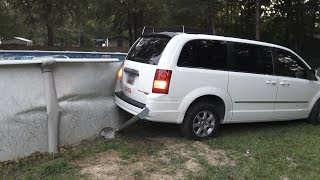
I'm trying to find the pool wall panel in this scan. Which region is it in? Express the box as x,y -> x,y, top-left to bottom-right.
0,61 -> 127,162
0,65 -> 48,161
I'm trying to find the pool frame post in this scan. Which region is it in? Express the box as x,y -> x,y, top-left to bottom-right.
41,58 -> 61,154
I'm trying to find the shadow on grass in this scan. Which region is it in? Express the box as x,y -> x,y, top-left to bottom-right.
117,119 -> 308,139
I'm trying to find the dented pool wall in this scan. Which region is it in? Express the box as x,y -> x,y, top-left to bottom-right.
0,60 -> 126,162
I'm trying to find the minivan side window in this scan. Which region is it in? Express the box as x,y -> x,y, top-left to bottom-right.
275,49 -> 308,79
230,42 -> 273,75
177,40 -> 227,70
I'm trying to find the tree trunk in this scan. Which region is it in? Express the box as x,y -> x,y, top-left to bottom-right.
46,23 -> 55,47
134,12 -> 138,40
127,10 -> 133,46
133,0 -> 138,41
311,9 -> 317,37
224,1 -> 229,34
255,0 -> 260,40
207,0 -> 214,34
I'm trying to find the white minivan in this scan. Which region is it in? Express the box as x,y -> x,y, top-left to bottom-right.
115,32 -> 320,140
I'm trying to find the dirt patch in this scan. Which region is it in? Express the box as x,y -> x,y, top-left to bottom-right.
74,138 -> 235,180
185,159 -> 202,172
74,151 -> 127,179
192,142 -> 236,167
153,137 -> 235,167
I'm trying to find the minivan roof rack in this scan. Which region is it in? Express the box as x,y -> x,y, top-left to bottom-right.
141,26 -> 215,36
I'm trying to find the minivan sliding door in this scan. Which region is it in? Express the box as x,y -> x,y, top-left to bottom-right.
227,42 -> 278,122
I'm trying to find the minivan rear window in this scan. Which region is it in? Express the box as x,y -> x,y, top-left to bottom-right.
127,37 -> 171,65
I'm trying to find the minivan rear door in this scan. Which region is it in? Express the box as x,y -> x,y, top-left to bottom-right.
120,35 -> 172,105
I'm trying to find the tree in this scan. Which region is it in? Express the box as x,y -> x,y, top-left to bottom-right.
305,0 -> 320,36
96,0 -> 169,45
9,0 -> 89,46
0,0 -> 9,38
1,0 -> 319,67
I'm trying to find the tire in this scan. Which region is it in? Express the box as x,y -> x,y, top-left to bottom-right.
308,99 -> 320,125
181,101 -> 220,140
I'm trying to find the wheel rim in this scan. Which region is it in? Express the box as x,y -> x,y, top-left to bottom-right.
192,110 -> 215,137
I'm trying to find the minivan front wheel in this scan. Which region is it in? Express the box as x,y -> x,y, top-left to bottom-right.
181,102 -> 220,140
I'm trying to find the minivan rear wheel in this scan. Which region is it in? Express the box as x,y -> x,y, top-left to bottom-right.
308,99 -> 320,125
181,101 -> 220,140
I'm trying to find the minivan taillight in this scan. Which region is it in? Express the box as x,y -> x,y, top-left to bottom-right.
117,65 -> 123,80
152,69 -> 172,94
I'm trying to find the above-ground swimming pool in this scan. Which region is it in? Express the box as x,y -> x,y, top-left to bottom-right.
0,50 -> 127,61
0,50 -> 126,162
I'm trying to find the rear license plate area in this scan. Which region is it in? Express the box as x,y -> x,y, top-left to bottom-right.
126,74 -> 135,85
124,85 -> 131,93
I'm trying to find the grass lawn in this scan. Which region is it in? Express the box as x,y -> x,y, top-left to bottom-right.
1,120 -> 320,179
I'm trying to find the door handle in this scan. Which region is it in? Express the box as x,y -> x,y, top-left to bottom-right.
271,80 -> 277,85
124,67 -> 139,76
280,81 -> 290,86
266,80 -> 277,85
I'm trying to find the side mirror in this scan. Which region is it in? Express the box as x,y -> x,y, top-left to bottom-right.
307,69 -> 317,81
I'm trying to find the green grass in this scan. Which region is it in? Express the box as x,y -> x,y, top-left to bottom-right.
205,121 -> 320,179
0,135 -> 164,179
132,169 -> 143,179
187,158 -> 230,180
166,151 -> 189,174
0,156 -> 82,180
1,121 -> 320,179
40,160 -> 76,176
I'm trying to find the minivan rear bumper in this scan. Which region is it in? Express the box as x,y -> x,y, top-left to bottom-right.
114,92 -> 180,123
115,92 -> 145,109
